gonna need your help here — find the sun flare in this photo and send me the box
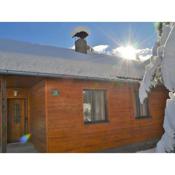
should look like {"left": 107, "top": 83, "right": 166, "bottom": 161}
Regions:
{"left": 117, "top": 45, "right": 138, "bottom": 60}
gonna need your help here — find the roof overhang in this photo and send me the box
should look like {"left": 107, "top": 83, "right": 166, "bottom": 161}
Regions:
{"left": 0, "top": 69, "right": 142, "bottom": 83}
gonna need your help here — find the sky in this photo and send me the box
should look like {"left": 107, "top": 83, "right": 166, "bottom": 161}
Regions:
{"left": 0, "top": 22, "right": 157, "bottom": 60}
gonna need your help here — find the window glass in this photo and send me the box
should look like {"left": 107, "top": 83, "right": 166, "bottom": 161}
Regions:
{"left": 83, "top": 90, "right": 107, "bottom": 123}
{"left": 135, "top": 91, "right": 149, "bottom": 118}
{"left": 14, "top": 103, "right": 20, "bottom": 124}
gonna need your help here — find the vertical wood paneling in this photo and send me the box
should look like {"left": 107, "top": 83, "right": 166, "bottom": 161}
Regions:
{"left": 30, "top": 80, "right": 47, "bottom": 152}
{"left": 45, "top": 79, "right": 49, "bottom": 152}
{"left": 0, "top": 77, "right": 7, "bottom": 153}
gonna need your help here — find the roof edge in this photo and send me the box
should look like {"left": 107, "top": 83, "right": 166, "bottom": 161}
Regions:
{"left": 0, "top": 69, "right": 141, "bottom": 83}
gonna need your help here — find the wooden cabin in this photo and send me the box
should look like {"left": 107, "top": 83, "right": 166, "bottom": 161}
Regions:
{"left": 0, "top": 39, "right": 168, "bottom": 153}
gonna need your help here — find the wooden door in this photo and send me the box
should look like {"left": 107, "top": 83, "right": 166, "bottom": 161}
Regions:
{"left": 7, "top": 99, "right": 26, "bottom": 143}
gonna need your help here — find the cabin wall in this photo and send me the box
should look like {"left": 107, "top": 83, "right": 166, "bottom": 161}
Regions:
{"left": 30, "top": 80, "right": 47, "bottom": 152}
{"left": 0, "top": 80, "right": 2, "bottom": 149}
{"left": 45, "top": 78, "right": 168, "bottom": 152}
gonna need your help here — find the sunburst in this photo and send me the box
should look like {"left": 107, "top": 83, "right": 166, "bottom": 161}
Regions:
{"left": 115, "top": 45, "right": 138, "bottom": 60}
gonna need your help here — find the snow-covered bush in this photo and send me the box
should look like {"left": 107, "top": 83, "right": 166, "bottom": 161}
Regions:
{"left": 139, "top": 22, "right": 175, "bottom": 152}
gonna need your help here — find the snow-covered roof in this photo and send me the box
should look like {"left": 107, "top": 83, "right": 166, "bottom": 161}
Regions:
{"left": 0, "top": 39, "right": 146, "bottom": 81}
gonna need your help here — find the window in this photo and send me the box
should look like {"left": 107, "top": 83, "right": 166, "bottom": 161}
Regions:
{"left": 83, "top": 90, "right": 107, "bottom": 123}
{"left": 135, "top": 91, "right": 149, "bottom": 118}
{"left": 14, "top": 102, "right": 21, "bottom": 124}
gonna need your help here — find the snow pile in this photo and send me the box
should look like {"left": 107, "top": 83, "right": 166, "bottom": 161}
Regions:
{"left": 156, "top": 92, "right": 175, "bottom": 152}
{"left": 139, "top": 56, "right": 161, "bottom": 103}
{"left": 160, "top": 24, "right": 172, "bottom": 46}
{"left": 139, "top": 24, "right": 173, "bottom": 104}
{"left": 156, "top": 24, "right": 175, "bottom": 153}
{"left": 162, "top": 26, "right": 175, "bottom": 91}
{"left": 139, "top": 23, "right": 175, "bottom": 152}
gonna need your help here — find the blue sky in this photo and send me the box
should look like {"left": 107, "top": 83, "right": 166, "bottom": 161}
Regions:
{"left": 0, "top": 22, "right": 156, "bottom": 49}
{"left": 0, "top": 22, "right": 157, "bottom": 61}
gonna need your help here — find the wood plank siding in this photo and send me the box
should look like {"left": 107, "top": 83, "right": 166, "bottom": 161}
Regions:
{"left": 0, "top": 77, "right": 7, "bottom": 152}
{"left": 45, "top": 78, "right": 168, "bottom": 152}
{"left": 1, "top": 75, "right": 168, "bottom": 153}
{"left": 30, "top": 80, "right": 47, "bottom": 152}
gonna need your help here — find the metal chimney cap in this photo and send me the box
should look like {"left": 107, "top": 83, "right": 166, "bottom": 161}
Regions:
{"left": 71, "top": 26, "right": 90, "bottom": 38}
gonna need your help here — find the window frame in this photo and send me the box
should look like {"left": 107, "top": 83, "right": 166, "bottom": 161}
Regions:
{"left": 134, "top": 90, "right": 151, "bottom": 119}
{"left": 83, "top": 89, "right": 108, "bottom": 124}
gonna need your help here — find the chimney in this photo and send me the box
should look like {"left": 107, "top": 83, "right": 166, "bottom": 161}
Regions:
{"left": 72, "top": 27, "right": 90, "bottom": 54}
